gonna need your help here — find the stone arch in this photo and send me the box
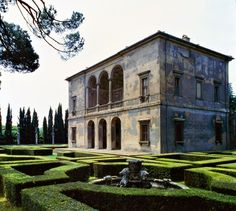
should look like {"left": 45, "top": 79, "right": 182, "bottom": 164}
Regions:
{"left": 99, "top": 119, "right": 107, "bottom": 149}
{"left": 88, "top": 76, "right": 97, "bottom": 108}
{"left": 111, "top": 117, "right": 121, "bottom": 150}
{"left": 87, "top": 120, "right": 95, "bottom": 148}
{"left": 111, "top": 65, "right": 123, "bottom": 102}
{"left": 99, "top": 71, "right": 109, "bottom": 105}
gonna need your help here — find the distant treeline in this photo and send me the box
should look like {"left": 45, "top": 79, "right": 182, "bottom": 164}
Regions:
{"left": 0, "top": 104, "right": 68, "bottom": 145}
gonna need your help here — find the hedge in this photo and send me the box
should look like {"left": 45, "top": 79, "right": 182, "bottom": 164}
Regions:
{"left": 0, "top": 161, "right": 89, "bottom": 205}
{"left": 21, "top": 181, "right": 236, "bottom": 211}
{"left": 3, "top": 146, "right": 52, "bottom": 156}
{"left": 157, "top": 155, "right": 236, "bottom": 167}
{"left": 92, "top": 161, "right": 191, "bottom": 181}
{"left": 185, "top": 167, "right": 236, "bottom": 195}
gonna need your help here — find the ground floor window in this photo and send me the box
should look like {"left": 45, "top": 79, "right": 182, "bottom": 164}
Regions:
{"left": 139, "top": 120, "right": 150, "bottom": 145}
{"left": 71, "top": 127, "right": 76, "bottom": 143}
{"left": 175, "top": 120, "right": 184, "bottom": 144}
{"left": 215, "top": 122, "right": 222, "bottom": 144}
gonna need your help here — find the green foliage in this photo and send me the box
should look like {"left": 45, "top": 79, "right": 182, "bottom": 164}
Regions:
{"left": 0, "top": 161, "right": 89, "bottom": 205}
{"left": 185, "top": 167, "right": 236, "bottom": 195}
{"left": 64, "top": 109, "right": 68, "bottom": 142}
{"left": 0, "top": 21, "right": 39, "bottom": 72}
{"left": 3, "top": 146, "right": 53, "bottom": 156}
{"left": 31, "top": 110, "right": 39, "bottom": 144}
{"left": 21, "top": 181, "right": 236, "bottom": 211}
{"left": 47, "top": 107, "right": 53, "bottom": 144}
{"left": 0, "top": 0, "right": 84, "bottom": 73}
{"left": 54, "top": 104, "right": 65, "bottom": 144}
{"left": 42, "top": 117, "right": 48, "bottom": 144}
{"left": 4, "top": 104, "right": 13, "bottom": 144}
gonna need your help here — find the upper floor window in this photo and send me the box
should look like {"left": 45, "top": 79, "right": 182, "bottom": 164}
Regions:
{"left": 214, "top": 82, "right": 220, "bottom": 102}
{"left": 72, "top": 96, "right": 77, "bottom": 116}
{"left": 138, "top": 71, "right": 150, "bottom": 103}
{"left": 196, "top": 78, "right": 203, "bottom": 100}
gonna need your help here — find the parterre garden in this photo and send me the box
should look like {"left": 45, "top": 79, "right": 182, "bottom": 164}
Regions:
{"left": 0, "top": 146, "right": 236, "bottom": 210}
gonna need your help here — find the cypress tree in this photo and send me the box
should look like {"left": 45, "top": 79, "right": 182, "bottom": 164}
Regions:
{"left": 0, "top": 107, "right": 4, "bottom": 143}
{"left": 32, "top": 110, "right": 39, "bottom": 144}
{"left": 25, "top": 108, "right": 32, "bottom": 144}
{"left": 18, "top": 107, "right": 26, "bottom": 144}
{"left": 48, "top": 107, "right": 53, "bottom": 144}
{"left": 0, "top": 108, "right": 2, "bottom": 136}
{"left": 54, "top": 104, "right": 65, "bottom": 144}
{"left": 64, "top": 109, "right": 68, "bottom": 143}
{"left": 43, "top": 117, "right": 48, "bottom": 144}
{"left": 5, "top": 104, "right": 13, "bottom": 144}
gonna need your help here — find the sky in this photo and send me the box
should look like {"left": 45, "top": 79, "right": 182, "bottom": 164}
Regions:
{"left": 0, "top": 0, "right": 236, "bottom": 126}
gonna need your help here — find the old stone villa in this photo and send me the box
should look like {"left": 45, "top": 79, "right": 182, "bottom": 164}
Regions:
{"left": 66, "top": 31, "right": 233, "bottom": 153}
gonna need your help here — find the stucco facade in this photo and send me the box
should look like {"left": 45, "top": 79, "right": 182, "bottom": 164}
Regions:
{"left": 66, "top": 31, "right": 233, "bottom": 153}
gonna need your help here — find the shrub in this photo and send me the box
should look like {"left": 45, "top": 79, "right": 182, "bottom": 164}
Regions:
{"left": 0, "top": 161, "right": 89, "bottom": 205}
{"left": 185, "top": 167, "right": 236, "bottom": 195}
{"left": 21, "top": 182, "right": 236, "bottom": 211}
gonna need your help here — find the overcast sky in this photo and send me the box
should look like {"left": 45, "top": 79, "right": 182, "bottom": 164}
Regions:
{"left": 0, "top": 0, "right": 236, "bottom": 126}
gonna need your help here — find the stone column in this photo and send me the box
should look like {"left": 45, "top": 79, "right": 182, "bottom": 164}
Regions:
{"left": 108, "top": 78, "right": 112, "bottom": 105}
{"left": 94, "top": 118, "right": 99, "bottom": 149}
{"left": 86, "top": 86, "right": 89, "bottom": 111}
{"left": 107, "top": 116, "right": 112, "bottom": 150}
{"left": 96, "top": 83, "right": 100, "bottom": 111}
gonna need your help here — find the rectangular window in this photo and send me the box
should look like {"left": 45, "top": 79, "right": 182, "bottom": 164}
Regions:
{"left": 138, "top": 70, "right": 150, "bottom": 103}
{"left": 174, "top": 77, "right": 180, "bottom": 96}
{"left": 215, "top": 122, "right": 222, "bottom": 144}
{"left": 175, "top": 121, "right": 184, "bottom": 144}
{"left": 141, "top": 77, "right": 148, "bottom": 96}
{"left": 72, "top": 96, "right": 76, "bottom": 116}
{"left": 196, "top": 80, "right": 202, "bottom": 99}
{"left": 214, "top": 84, "right": 220, "bottom": 102}
{"left": 71, "top": 127, "right": 76, "bottom": 142}
{"left": 139, "top": 120, "right": 150, "bottom": 145}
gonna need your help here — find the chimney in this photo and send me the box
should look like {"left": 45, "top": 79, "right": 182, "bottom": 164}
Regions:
{"left": 182, "top": 35, "right": 190, "bottom": 42}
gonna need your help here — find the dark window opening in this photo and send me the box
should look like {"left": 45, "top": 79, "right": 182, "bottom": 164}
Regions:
{"left": 175, "top": 121, "right": 184, "bottom": 144}
{"left": 174, "top": 77, "right": 180, "bottom": 96}
{"left": 88, "top": 76, "right": 97, "bottom": 108}
{"left": 214, "top": 85, "right": 220, "bottom": 102}
{"left": 196, "top": 80, "right": 203, "bottom": 100}
{"left": 87, "top": 121, "right": 95, "bottom": 148}
{"left": 72, "top": 96, "right": 76, "bottom": 116}
{"left": 71, "top": 127, "right": 76, "bottom": 143}
{"left": 139, "top": 120, "right": 150, "bottom": 145}
{"left": 215, "top": 122, "right": 222, "bottom": 144}
{"left": 111, "top": 66, "right": 123, "bottom": 102}
{"left": 99, "top": 72, "right": 109, "bottom": 105}
{"left": 138, "top": 71, "right": 150, "bottom": 103}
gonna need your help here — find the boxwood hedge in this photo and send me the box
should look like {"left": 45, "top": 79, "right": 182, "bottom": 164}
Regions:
{"left": 92, "top": 161, "right": 191, "bottom": 181}
{"left": 185, "top": 167, "right": 236, "bottom": 195}
{"left": 0, "top": 161, "right": 89, "bottom": 205}
{"left": 21, "top": 181, "right": 236, "bottom": 211}
{"left": 3, "top": 146, "right": 52, "bottom": 156}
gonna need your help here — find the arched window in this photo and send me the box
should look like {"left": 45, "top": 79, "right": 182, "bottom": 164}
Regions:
{"left": 99, "top": 71, "right": 109, "bottom": 105}
{"left": 111, "top": 117, "right": 121, "bottom": 150}
{"left": 88, "top": 76, "right": 97, "bottom": 108}
{"left": 87, "top": 120, "right": 95, "bottom": 148}
{"left": 99, "top": 119, "right": 107, "bottom": 149}
{"left": 111, "top": 65, "right": 123, "bottom": 102}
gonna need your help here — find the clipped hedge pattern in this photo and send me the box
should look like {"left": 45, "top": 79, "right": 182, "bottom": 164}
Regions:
{"left": 0, "top": 161, "right": 89, "bottom": 205}
{"left": 3, "top": 146, "right": 52, "bottom": 156}
{"left": 22, "top": 182, "right": 236, "bottom": 211}
{"left": 185, "top": 167, "right": 236, "bottom": 195}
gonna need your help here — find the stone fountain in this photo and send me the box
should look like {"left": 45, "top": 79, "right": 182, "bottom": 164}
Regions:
{"left": 91, "top": 159, "right": 188, "bottom": 190}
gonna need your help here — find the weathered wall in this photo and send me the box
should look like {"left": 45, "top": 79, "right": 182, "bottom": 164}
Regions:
{"left": 68, "top": 39, "right": 161, "bottom": 151}
{"left": 159, "top": 38, "right": 228, "bottom": 152}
